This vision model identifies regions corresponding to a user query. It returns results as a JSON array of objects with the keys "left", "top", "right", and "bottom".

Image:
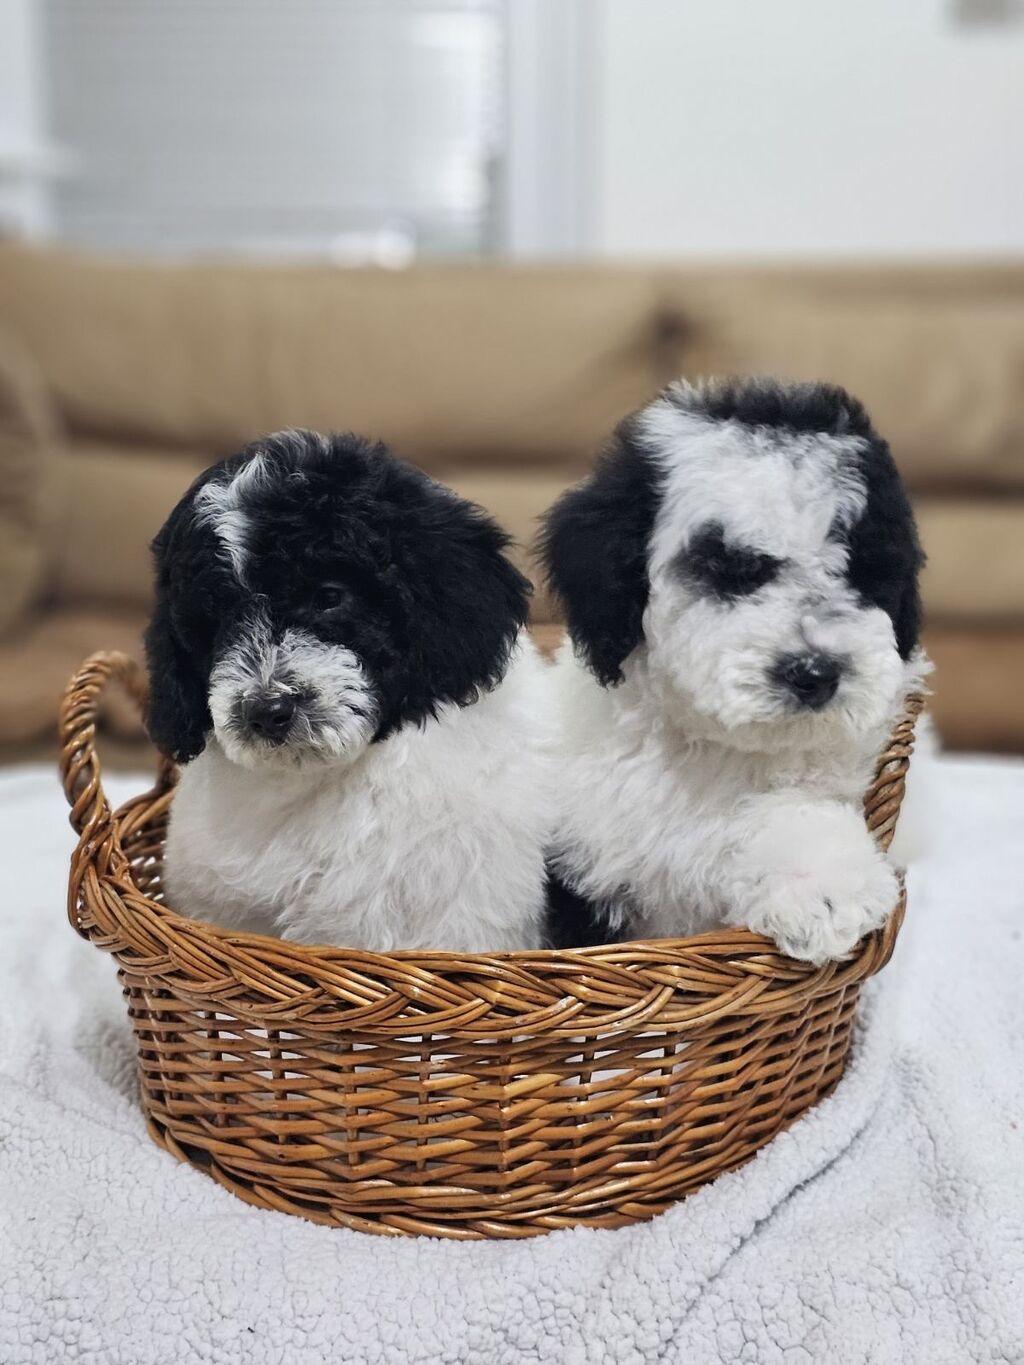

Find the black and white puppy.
[
  {"left": 146, "top": 429, "right": 550, "bottom": 952},
  {"left": 541, "top": 377, "right": 926, "bottom": 963}
]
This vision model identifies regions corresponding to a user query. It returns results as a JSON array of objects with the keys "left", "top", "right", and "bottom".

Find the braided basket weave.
[{"left": 59, "top": 651, "right": 921, "bottom": 1239}]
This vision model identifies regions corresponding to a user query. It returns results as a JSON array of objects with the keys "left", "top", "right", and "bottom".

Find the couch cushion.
[
  {"left": 48, "top": 442, "right": 207, "bottom": 609},
  {"left": 0, "top": 243, "right": 663, "bottom": 472},
  {"left": 0, "top": 606, "right": 146, "bottom": 744},
  {"left": 924, "top": 626, "right": 1024, "bottom": 752},
  {"left": 916, "top": 499, "right": 1024, "bottom": 621},
  {"left": 664, "top": 267, "right": 1024, "bottom": 492}
]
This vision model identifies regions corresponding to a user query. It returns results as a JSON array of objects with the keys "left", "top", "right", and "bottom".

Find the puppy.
[
  {"left": 146, "top": 429, "right": 550, "bottom": 952},
  {"left": 540, "top": 377, "right": 926, "bottom": 964}
]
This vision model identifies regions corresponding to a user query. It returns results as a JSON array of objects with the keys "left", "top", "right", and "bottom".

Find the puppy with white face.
[
  {"left": 146, "top": 429, "right": 550, "bottom": 952},
  {"left": 540, "top": 378, "right": 926, "bottom": 964}
]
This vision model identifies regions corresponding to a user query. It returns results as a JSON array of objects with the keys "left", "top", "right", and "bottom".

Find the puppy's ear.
[
  {"left": 143, "top": 496, "right": 215, "bottom": 763},
  {"left": 844, "top": 438, "right": 925, "bottom": 660},
  {"left": 539, "top": 420, "right": 661, "bottom": 685},
  {"left": 144, "top": 593, "right": 212, "bottom": 763},
  {"left": 399, "top": 494, "right": 532, "bottom": 721}
]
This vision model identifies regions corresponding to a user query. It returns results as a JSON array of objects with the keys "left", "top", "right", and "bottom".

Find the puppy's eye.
[
  {"left": 674, "top": 522, "right": 785, "bottom": 602},
  {"left": 316, "top": 583, "right": 356, "bottom": 615}
]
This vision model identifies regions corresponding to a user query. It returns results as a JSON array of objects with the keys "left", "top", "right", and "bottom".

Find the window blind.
[{"left": 45, "top": 0, "right": 505, "bottom": 258}]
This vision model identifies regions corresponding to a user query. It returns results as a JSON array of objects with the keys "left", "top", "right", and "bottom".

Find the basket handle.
[
  {"left": 863, "top": 692, "right": 925, "bottom": 851},
  {"left": 58, "top": 651, "right": 152, "bottom": 842}
]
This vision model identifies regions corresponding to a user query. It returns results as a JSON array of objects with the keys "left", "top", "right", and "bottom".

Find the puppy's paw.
[
  {"left": 740, "top": 860, "right": 898, "bottom": 964},
  {"left": 727, "top": 804, "right": 900, "bottom": 964}
]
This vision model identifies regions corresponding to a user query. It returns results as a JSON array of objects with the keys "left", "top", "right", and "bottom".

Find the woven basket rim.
[
  {"left": 108, "top": 776, "right": 891, "bottom": 964},
  {"left": 59, "top": 651, "right": 921, "bottom": 1038}
]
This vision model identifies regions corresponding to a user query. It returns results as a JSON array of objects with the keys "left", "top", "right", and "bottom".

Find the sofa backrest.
[
  {"left": 0, "top": 244, "right": 672, "bottom": 472},
  {"left": 4, "top": 243, "right": 1024, "bottom": 487},
  {"left": 2, "top": 242, "right": 1024, "bottom": 635},
  {"left": 668, "top": 264, "right": 1024, "bottom": 494}
]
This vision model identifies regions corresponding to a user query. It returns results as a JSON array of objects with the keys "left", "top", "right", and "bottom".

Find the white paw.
[
  {"left": 740, "top": 858, "right": 898, "bottom": 964},
  {"left": 727, "top": 804, "right": 900, "bottom": 964}
]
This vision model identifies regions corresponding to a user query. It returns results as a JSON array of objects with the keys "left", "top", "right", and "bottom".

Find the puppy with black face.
[
  {"left": 540, "top": 377, "right": 926, "bottom": 964},
  {"left": 147, "top": 429, "right": 550, "bottom": 952}
]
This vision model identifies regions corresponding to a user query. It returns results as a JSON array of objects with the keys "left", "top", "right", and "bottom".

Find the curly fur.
[
  {"left": 147, "top": 429, "right": 550, "bottom": 952},
  {"left": 540, "top": 377, "right": 927, "bottom": 964}
]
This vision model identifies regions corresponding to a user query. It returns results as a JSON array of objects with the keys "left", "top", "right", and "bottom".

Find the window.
[{"left": 44, "top": 0, "right": 505, "bottom": 259}]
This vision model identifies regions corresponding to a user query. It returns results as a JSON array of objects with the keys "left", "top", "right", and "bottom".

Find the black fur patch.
[
  {"left": 838, "top": 436, "right": 925, "bottom": 660},
  {"left": 145, "top": 430, "right": 531, "bottom": 761},
  {"left": 543, "top": 866, "right": 632, "bottom": 949},
  {"left": 144, "top": 463, "right": 243, "bottom": 762},
  {"left": 540, "top": 376, "right": 923, "bottom": 683},
  {"left": 669, "top": 376, "right": 875, "bottom": 440},
  {"left": 538, "top": 417, "right": 662, "bottom": 686},
  {"left": 668, "top": 376, "right": 924, "bottom": 656},
  {"left": 673, "top": 521, "right": 785, "bottom": 602}
]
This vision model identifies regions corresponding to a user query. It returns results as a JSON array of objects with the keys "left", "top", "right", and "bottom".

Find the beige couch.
[{"left": 1, "top": 241, "right": 1022, "bottom": 752}]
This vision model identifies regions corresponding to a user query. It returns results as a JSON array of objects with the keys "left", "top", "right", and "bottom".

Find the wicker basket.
[{"left": 59, "top": 651, "right": 921, "bottom": 1240}]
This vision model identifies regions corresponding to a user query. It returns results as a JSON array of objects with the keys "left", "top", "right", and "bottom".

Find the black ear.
[
  {"left": 143, "top": 591, "right": 212, "bottom": 763},
  {"left": 390, "top": 491, "right": 532, "bottom": 730},
  {"left": 844, "top": 437, "right": 925, "bottom": 660},
  {"left": 143, "top": 488, "right": 219, "bottom": 763},
  {"left": 539, "top": 420, "right": 662, "bottom": 685}
]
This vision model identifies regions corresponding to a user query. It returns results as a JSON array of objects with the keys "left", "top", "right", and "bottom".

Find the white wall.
[
  {"left": 0, "top": 0, "right": 52, "bottom": 235},
  {"left": 590, "top": 0, "right": 1024, "bottom": 258}
]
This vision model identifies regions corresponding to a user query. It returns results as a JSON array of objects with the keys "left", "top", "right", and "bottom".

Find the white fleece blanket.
[{"left": 0, "top": 757, "right": 1021, "bottom": 1365}]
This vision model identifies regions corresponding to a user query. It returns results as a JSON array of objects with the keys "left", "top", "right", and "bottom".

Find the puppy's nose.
[
  {"left": 244, "top": 695, "right": 295, "bottom": 741},
  {"left": 775, "top": 654, "right": 842, "bottom": 710}
]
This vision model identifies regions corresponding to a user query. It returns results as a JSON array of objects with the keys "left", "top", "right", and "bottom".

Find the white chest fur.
[
  {"left": 164, "top": 639, "right": 552, "bottom": 952},
  {"left": 547, "top": 644, "right": 910, "bottom": 955}
]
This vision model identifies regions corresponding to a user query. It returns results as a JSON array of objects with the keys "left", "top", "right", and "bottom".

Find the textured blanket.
[{"left": 0, "top": 757, "right": 1020, "bottom": 1365}]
